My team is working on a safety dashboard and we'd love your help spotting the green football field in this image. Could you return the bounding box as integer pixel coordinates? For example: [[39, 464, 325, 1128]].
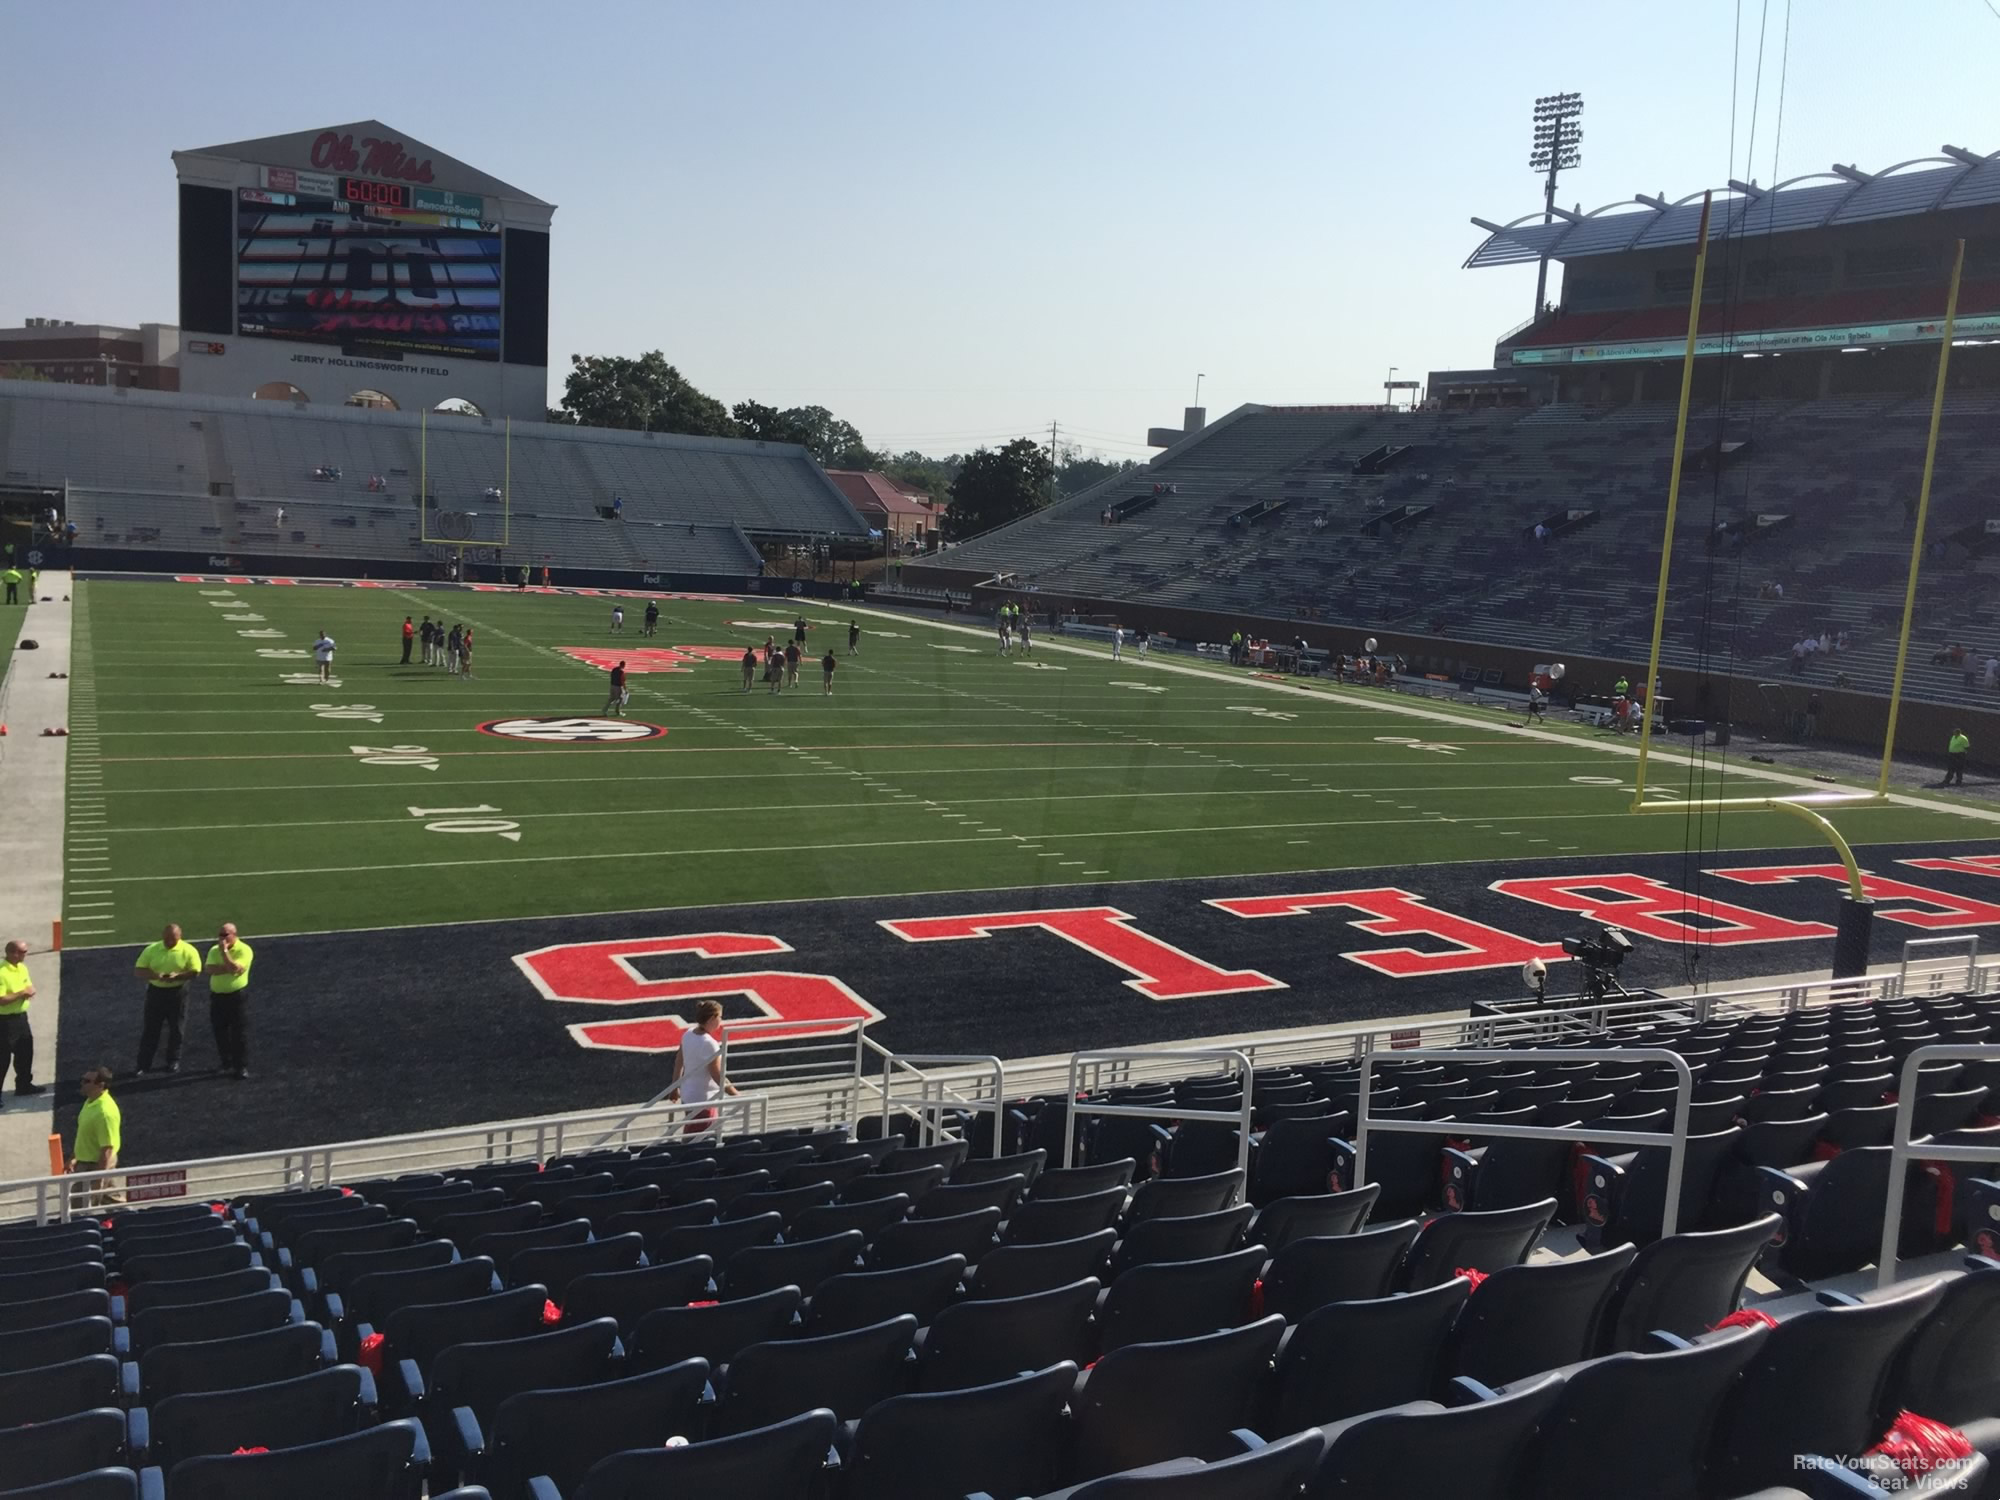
[[57, 577, 1991, 950]]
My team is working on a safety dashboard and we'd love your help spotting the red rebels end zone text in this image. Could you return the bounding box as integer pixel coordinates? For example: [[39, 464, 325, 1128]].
[[511, 861, 2000, 1053]]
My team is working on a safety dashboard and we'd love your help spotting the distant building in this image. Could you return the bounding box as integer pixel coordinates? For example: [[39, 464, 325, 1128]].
[[0, 319, 181, 391], [825, 469, 935, 549]]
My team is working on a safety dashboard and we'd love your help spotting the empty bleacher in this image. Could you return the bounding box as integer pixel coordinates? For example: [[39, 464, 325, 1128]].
[[940, 395, 2000, 708], [0, 380, 864, 579]]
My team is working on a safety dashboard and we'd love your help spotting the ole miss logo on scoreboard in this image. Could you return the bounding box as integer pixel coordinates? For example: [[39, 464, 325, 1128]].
[[509, 852, 2000, 1056]]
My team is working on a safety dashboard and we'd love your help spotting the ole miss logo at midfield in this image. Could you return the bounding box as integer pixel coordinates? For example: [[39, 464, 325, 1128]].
[[559, 647, 746, 674]]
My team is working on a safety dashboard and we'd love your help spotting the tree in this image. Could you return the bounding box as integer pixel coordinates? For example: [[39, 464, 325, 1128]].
[[944, 439, 1054, 542], [732, 401, 878, 469], [883, 450, 958, 502], [1059, 454, 1138, 498], [553, 352, 737, 437]]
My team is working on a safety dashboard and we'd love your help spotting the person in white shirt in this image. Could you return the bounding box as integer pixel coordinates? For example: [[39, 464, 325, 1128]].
[[610, 606, 625, 635], [312, 631, 336, 685], [1111, 626, 1123, 661], [666, 999, 739, 1135]]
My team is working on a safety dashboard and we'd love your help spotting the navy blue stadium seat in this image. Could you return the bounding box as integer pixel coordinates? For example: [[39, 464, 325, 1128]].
[[1244, 1187, 1379, 1252], [1397, 1198, 1555, 1289], [1123, 1170, 1244, 1227], [467, 1358, 710, 1500], [119, 1269, 277, 1323], [1109, 1206, 1254, 1275], [538, 1407, 836, 1500], [1438, 1244, 1636, 1386], [0, 1315, 114, 1374], [806, 1254, 965, 1335], [650, 1213, 783, 1266], [0, 1469, 140, 1499], [1095, 1246, 1265, 1354], [331, 1257, 497, 1356], [917, 1277, 1098, 1391], [724, 1231, 861, 1299], [159, 1418, 429, 1500], [1026, 1429, 1327, 1500], [0, 1408, 127, 1491], [508, 1235, 643, 1301], [716, 1313, 916, 1432], [557, 1256, 713, 1333], [1267, 1277, 1473, 1431], [0, 1288, 110, 1336], [1030, 1160, 1136, 1200], [1004, 1188, 1127, 1246], [1257, 1221, 1420, 1321], [473, 1221, 592, 1282], [122, 1291, 297, 1358], [629, 1284, 802, 1373], [846, 1363, 1077, 1500], [1594, 1215, 1779, 1352], [789, 1194, 911, 1245], [375, 1286, 551, 1408], [138, 1364, 375, 1470], [970, 1230, 1116, 1299], [1068, 1317, 1288, 1481], [1511, 1321, 1771, 1500], [1301, 1371, 1566, 1500], [866, 1206, 1000, 1269], [421, 1320, 624, 1481], [128, 1322, 329, 1404]]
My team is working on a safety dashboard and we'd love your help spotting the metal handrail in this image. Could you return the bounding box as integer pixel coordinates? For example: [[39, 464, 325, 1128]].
[[873, 1053, 1007, 1154], [3, 1093, 768, 1226], [1064, 1048, 1255, 1177], [1355, 1047, 1696, 1235], [1900, 936, 1981, 997], [1875, 1042, 2000, 1287]]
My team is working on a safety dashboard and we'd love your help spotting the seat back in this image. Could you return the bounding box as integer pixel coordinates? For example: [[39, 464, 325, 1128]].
[[1441, 1245, 1637, 1386], [146, 1365, 369, 1466], [1112, 1205, 1254, 1275], [1516, 1322, 1770, 1500], [560, 1256, 714, 1333], [1096, 1245, 1267, 1354], [1306, 1373, 1566, 1500], [630, 1284, 803, 1372], [138, 1322, 324, 1401], [724, 1182, 839, 1228], [472, 1218, 592, 1280], [510, 1233, 645, 1300], [119, 1243, 252, 1286], [1126, 1169, 1245, 1225], [0, 1352, 120, 1424], [381, 1284, 548, 1370], [121, 1268, 275, 1320], [1596, 1214, 1778, 1353], [725, 1231, 862, 1299], [1707, 1280, 1948, 1495], [867, 1206, 1000, 1269], [0, 1314, 113, 1374], [1398, 1198, 1556, 1290], [719, 1313, 917, 1432], [1251, 1118, 1354, 1206], [1030, 1159, 1136, 1199], [919, 1278, 1098, 1391], [571, 1408, 837, 1499], [163, 1418, 423, 1500], [841, 1165, 946, 1204], [970, 1229, 1115, 1299], [126, 1290, 294, 1356], [0, 1406, 125, 1489], [879, 1140, 971, 1177], [654, 1212, 785, 1265], [429, 1318, 621, 1426], [292, 1218, 418, 1270], [1071, 1317, 1288, 1481], [954, 1149, 1047, 1189], [1272, 1278, 1472, 1431], [488, 1358, 711, 1497], [1883, 1259, 2000, 1427], [806, 1255, 966, 1335], [1065, 1429, 1327, 1499], [345, 1257, 495, 1329], [432, 1201, 542, 1246], [315, 1239, 454, 1297], [1004, 1186, 1126, 1245], [845, 1363, 1076, 1500], [1247, 1188, 1380, 1252], [0, 1290, 111, 1337], [1259, 1222, 1419, 1321], [0, 1260, 107, 1301]]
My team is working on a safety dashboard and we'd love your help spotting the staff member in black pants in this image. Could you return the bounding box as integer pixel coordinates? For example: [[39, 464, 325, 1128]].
[[204, 923, 256, 1080], [132, 923, 202, 1075]]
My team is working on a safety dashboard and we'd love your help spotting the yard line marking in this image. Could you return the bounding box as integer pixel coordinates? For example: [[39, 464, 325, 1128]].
[[68, 902, 117, 909]]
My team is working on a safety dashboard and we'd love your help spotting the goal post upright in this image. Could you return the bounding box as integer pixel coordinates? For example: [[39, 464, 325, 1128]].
[[1877, 237, 1966, 795], [1631, 192, 1713, 813]]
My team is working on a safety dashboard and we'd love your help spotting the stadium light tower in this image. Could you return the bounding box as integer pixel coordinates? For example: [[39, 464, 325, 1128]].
[[1529, 92, 1584, 319]]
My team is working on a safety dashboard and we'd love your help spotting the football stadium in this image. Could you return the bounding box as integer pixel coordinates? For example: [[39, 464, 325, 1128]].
[[3, 31, 2000, 1500]]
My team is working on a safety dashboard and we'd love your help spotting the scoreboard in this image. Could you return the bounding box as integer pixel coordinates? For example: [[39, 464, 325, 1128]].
[[235, 164, 503, 362]]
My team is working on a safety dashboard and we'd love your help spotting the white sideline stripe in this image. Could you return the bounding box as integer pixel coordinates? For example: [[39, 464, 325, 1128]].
[[838, 601, 2000, 829]]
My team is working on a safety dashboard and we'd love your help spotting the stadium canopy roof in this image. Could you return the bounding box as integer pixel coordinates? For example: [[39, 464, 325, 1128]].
[[1465, 145, 1999, 268]]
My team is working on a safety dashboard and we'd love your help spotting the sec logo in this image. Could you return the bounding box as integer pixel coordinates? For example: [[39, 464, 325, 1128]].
[[477, 717, 667, 744]]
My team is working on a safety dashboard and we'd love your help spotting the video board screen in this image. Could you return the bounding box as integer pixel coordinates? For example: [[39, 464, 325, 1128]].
[[236, 189, 503, 361]]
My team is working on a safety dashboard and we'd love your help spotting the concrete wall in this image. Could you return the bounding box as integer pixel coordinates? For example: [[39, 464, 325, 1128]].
[[179, 333, 547, 421]]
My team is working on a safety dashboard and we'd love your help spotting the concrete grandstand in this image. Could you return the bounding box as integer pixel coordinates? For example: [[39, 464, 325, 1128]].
[[0, 380, 868, 584]]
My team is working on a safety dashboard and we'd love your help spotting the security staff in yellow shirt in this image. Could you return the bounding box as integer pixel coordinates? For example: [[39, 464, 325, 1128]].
[[133, 923, 202, 1075], [0, 938, 41, 1102], [204, 923, 256, 1080], [71, 1067, 121, 1208]]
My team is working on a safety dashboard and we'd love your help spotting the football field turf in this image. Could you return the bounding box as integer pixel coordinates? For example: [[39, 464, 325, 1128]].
[[62, 576, 1992, 952]]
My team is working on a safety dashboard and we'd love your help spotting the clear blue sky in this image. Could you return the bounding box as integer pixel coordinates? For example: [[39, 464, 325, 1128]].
[[3, 0, 1995, 460]]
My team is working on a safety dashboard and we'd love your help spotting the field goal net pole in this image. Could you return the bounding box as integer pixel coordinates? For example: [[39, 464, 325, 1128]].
[[1877, 239, 1965, 795], [418, 409, 513, 571], [1625, 206, 1963, 976]]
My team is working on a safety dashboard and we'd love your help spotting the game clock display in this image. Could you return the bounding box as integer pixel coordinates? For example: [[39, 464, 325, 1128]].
[[340, 177, 409, 210]]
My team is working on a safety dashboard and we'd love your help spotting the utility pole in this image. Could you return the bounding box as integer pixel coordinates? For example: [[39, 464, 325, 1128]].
[[1048, 420, 1059, 507], [1529, 92, 1584, 322]]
